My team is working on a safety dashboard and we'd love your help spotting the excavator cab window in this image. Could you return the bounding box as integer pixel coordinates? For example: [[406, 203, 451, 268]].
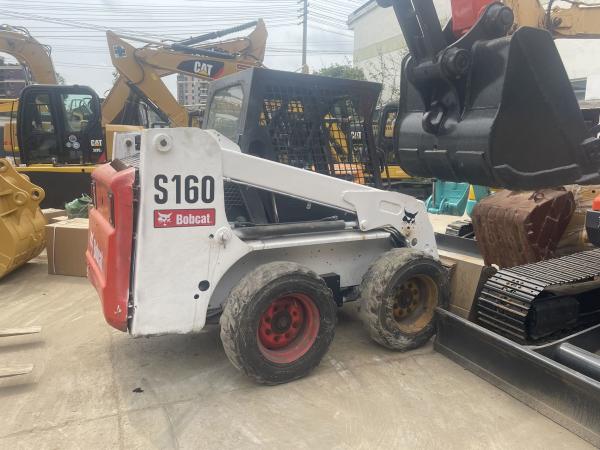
[[18, 85, 104, 165], [205, 84, 244, 142], [137, 101, 167, 129], [376, 103, 399, 165], [20, 92, 59, 161], [61, 93, 94, 132]]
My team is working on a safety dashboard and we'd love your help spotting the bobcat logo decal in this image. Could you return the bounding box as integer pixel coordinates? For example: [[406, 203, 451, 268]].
[[403, 210, 418, 224], [157, 212, 173, 226]]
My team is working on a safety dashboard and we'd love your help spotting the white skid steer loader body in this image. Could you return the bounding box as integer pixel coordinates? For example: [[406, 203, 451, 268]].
[[127, 128, 436, 336]]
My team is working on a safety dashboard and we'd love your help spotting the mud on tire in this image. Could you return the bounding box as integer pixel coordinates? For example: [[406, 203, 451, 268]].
[[359, 248, 448, 351], [220, 261, 337, 385]]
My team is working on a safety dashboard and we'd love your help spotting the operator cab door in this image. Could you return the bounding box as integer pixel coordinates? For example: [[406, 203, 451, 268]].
[[18, 85, 104, 165]]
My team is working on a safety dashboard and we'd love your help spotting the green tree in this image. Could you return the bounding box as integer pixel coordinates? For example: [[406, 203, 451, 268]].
[[55, 72, 65, 84], [315, 63, 365, 81]]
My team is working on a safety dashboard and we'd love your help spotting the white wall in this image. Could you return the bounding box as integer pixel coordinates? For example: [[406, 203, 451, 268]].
[[556, 40, 600, 81], [349, 0, 451, 104]]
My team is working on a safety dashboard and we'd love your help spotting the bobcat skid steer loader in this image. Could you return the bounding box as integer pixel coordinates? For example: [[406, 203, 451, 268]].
[[86, 128, 448, 385]]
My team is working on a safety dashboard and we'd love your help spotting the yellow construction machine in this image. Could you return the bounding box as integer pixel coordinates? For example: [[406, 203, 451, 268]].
[[0, 24, 58, 157], [497, 0, 600, 38], [0, 24, 57, 85], [0, 25, 58, 280], [102, 20, 267, 128], [0, 21, 268, 279], [3, 19, 268, 209]]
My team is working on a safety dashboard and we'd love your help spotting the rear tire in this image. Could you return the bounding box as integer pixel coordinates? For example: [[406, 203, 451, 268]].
[[220, 262, 337, 385], [359, 248, 448, 351]]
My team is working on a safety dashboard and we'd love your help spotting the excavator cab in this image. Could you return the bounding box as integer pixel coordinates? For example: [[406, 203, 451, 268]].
[[17, 85, 104, 165], [380, 0, 600, 190]]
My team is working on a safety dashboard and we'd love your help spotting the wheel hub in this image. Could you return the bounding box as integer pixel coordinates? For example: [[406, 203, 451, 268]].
[[272, 311, 292, 333], [393, 280, 420, 321], [389, 274, 438, 334], [259, 295, 305, 350]]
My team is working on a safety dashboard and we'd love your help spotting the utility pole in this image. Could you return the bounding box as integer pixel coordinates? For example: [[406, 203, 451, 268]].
[[300, 0, 308, 73]]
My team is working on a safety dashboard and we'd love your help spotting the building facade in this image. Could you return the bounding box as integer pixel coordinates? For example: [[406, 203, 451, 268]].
[[177, 74, 210, 111], [348, 0, 450, 105], [0, 57, 26, 99]]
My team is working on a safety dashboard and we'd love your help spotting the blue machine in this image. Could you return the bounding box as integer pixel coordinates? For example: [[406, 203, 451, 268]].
[[426, 181, 491, 216]]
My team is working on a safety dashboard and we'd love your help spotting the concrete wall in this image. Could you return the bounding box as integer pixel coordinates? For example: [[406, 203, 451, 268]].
[[348, 0, 451, 104]]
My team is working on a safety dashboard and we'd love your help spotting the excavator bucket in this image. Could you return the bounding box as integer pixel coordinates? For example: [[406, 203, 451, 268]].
[[386, 0, 600, 190], [0, 159, 46, 279]]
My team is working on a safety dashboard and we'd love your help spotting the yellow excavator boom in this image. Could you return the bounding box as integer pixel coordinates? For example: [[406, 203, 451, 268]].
[[0, 24, 57, 84], [102, 19, 268, 127], [505, 0, 600, 38]]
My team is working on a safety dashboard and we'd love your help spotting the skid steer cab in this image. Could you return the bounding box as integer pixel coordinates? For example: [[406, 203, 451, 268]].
[[203, 68, 388, 223], [87, 128, 448, 384]]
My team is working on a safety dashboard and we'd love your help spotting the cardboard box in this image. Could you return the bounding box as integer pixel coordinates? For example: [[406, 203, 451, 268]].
[[45, 218, 89, 277], [49, 215, 69, 224], [42, 208, 67, 222]]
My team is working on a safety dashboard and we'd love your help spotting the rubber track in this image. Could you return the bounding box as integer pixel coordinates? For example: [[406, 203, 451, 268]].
[[475, 248, 600, 341]]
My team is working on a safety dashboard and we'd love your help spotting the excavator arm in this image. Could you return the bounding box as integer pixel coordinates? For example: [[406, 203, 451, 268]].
[[0, 25, 57, 84], [102, 20, 267, 127]]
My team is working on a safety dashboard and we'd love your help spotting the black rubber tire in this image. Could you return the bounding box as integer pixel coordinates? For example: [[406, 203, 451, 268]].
[[220, 261, 337, 385], [359, 248, 449, 351]]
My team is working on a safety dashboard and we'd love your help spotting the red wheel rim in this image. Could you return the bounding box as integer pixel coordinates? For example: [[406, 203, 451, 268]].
[[257, 293, 320, 364]]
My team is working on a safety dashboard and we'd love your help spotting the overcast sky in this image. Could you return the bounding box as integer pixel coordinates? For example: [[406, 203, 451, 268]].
[[1, 0, 364, 96]]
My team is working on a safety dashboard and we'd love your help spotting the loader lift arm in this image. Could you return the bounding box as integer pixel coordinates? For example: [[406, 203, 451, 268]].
[[0, 24, 57, 85], [102, 20, 267, 127]]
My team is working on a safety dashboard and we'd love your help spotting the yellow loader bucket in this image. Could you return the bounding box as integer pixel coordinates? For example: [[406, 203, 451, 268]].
[[0, 158, 46, 279]]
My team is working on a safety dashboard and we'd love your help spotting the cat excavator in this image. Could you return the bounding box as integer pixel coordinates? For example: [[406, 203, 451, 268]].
[[0, 24, 57, 85], [0, 25, 57, 281], [0, 24, 58, 156], [377, 0, 600, 445], [0, 21, 267, 280], [2, 19, 268, 208], [102, 19, 267, 128]]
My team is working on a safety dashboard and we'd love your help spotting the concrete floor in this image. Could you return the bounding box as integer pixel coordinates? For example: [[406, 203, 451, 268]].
[[0, 256, 593, 450]]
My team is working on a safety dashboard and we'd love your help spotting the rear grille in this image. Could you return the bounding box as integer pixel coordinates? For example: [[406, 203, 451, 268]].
[[224, 182, 244, 207], [114, 153, 140, 169]]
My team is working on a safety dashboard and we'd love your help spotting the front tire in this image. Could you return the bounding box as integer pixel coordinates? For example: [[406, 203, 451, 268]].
[[359, 248, 448, 351], [220, 262, 337, 385]]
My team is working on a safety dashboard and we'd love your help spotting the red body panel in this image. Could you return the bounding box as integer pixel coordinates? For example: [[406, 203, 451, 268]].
[[594, 195, 600, 211], [451, 0, 495, 36], [86, 163, 135, 332]]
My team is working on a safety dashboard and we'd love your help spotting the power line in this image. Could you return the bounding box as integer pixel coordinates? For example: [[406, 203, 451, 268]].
[[2, 0, 358, 83]]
